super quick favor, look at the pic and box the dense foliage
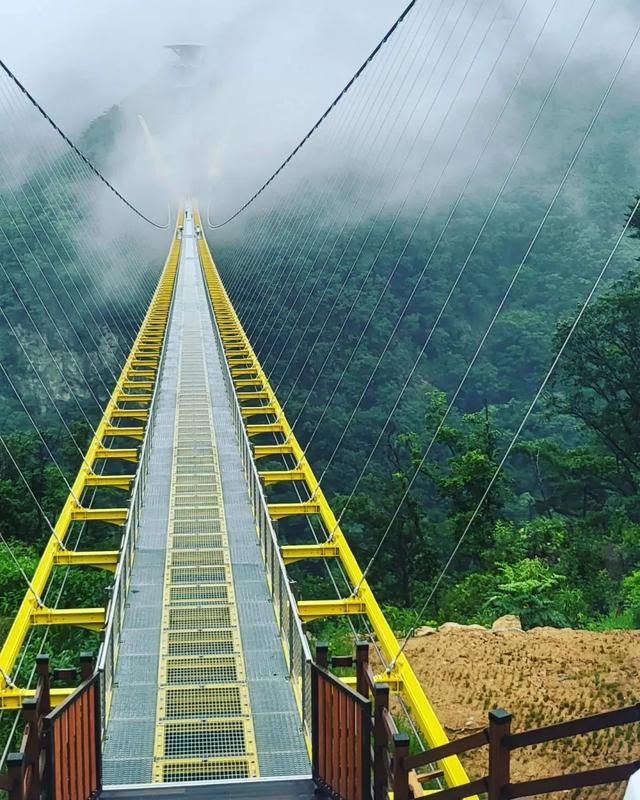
[1,101,640,726]
[215,164,640,634]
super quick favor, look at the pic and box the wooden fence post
[4,752,24,800]
[80,652,94,682]
[311,664,320,784]
[393,733,410,800]
[373,683,389,800]
[355,641,369,698]
[35,655,50,717]
[488,708,511,800]
[21,698,39,800]
[316,642,329,669]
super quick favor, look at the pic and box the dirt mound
[403,625,640,799]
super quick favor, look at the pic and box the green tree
[484,559,586,629]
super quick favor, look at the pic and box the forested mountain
[0,106,162,652]
[212,95,640,635]
[1,97,640,685]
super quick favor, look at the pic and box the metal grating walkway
[102,208,309,787]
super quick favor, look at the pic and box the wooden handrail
[417,777,489,800]
[506,703,640,750]
[312,641,640,800]
[45,671,99,722]
[0,653,100,800]
[505,762,640,797]
[405,729,489,770]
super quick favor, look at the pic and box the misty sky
[1,1,406,133]
[3,0,639,222]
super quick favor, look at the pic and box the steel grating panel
[160,685,250,719]
[170,565,228,584]
[163,719,253,758]
[103,208,308,787]
[160,759,254,783]
[167,629,239,657]
[152,237,259,784]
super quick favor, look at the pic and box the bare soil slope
[404,624,640,799]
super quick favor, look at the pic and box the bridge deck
[102,210,309,786]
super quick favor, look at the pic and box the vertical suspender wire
[300,0,537,486]
[0,79,141,362]
[356,2,631,608]
[76,167,160,323]
[394,148,640,665]
[0,58,169,230]
[0,360,82,504]
[0,78,157,349]
[0,182,119,398]
[276,0,484,414]
[19,133,155,344]
[328,0,592,536]
[268,0,475,396]
[219,0,437,296]
[245,0,451,356]
[227,0,444,323]
[206,0,428,229]
[0,301,102,466]
[284,0,506,445]
[0,255,106,430]
[0,436,65,547]
[236,0,454,341]
[0,81,151,361]
[0,238,103,437]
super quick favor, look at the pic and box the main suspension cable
[206,0,422,228]
[0,59,170,229]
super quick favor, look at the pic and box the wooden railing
[314,642,640,800]
[312,661,372,800]
[314,643,424,800]
[405,704,640,800]
[48,670,101,800]
[0,653,101,800]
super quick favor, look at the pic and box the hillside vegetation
[406,622,639,799]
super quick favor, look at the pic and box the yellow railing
[194,207,473,795]
[0,210,183,710]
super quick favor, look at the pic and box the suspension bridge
[2,1,640,798]
[0,202,472,798]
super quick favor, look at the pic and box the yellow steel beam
[195,207,473,796]
[240,405,276,418]
[103,424,145,439]
[122,380,153,390]
[253,443,295,459]
[0,686,74,711]
[94,446,138,463]
[234,378,263,388]
[111,408,150,421]
[237,390,270,401]
[70,507,128,524]
[31,607,105,631]
[281,543,340,565]
[246,422,285,437]
[84,473,134,491]
[127,369,156,378]
[297,598,367,622]
[53,550,119,572]
[0,211,182,708]
[268,501,322,520]
[260,469,306,486]
[342,674,402,691]
[116,393,153,403]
